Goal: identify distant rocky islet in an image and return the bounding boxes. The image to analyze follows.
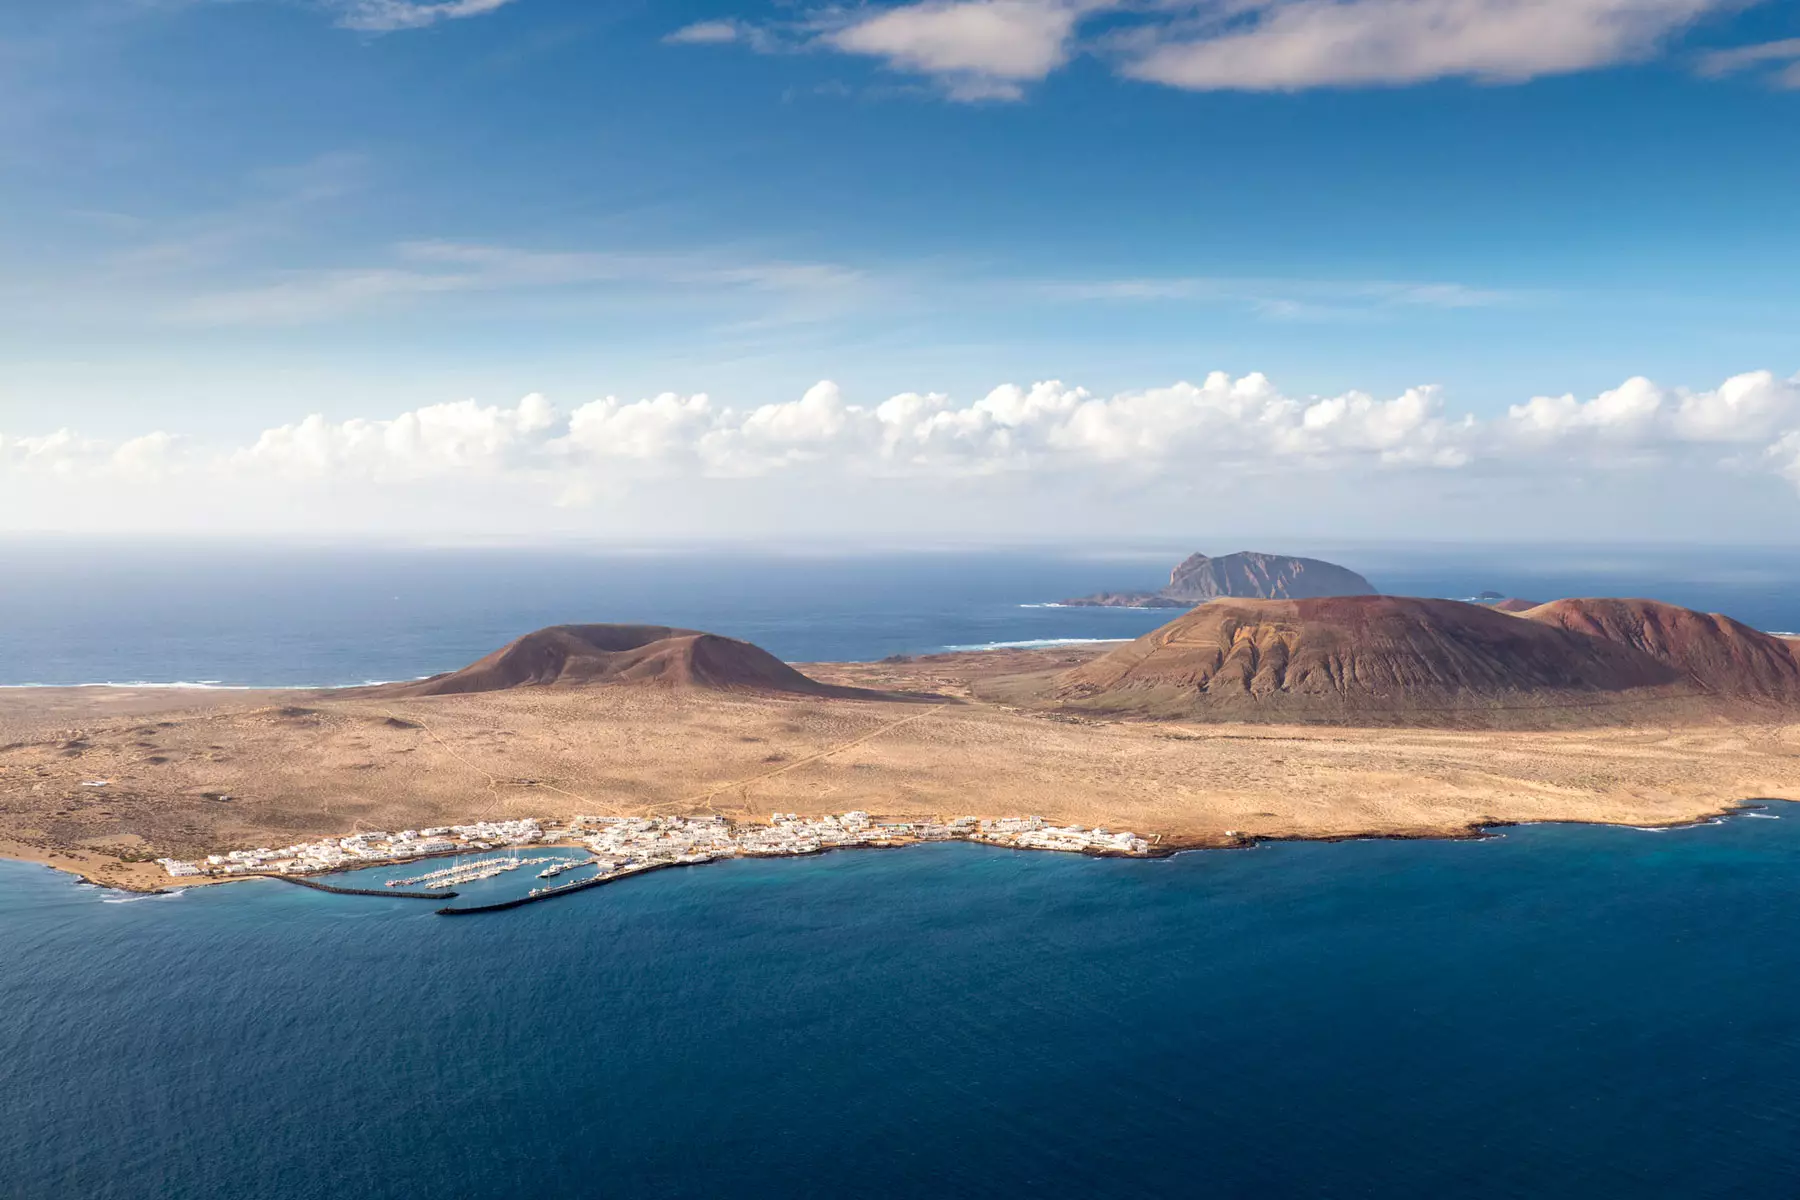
[1061,550,1378,607]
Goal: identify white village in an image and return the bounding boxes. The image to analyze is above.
[155,811,1158,907]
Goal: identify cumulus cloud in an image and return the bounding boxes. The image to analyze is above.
[8,370,1799,509]
[236,395,558,480]
[1505,371,1800,446]
[334,0,517,33]
[1771,431,1800,485]
[560,393,719,464]
[681,0,1767,97]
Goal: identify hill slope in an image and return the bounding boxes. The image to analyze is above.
[1521,598,1800,703]
[359,624,868,699]
[1062,551,1376,607]
[1002,596,1800,727]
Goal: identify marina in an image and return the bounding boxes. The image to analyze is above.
[537,857,597,879]
[386,853,566,890]
[155,812,1161,916]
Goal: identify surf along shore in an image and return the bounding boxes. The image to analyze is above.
[5,639,1800,893]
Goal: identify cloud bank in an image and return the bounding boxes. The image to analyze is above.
[8,369,1796,492]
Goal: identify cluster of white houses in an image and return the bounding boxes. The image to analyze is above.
[156,811,1155,880]
[155,818,548,878]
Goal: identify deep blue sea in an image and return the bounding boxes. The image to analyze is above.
[6,539,1800,1198]
[2,539,1799,686]
[7,819,1800,1199]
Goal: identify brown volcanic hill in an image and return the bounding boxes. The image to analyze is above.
[991,595,1800,727]
[1519,598,1800,703]
[1492,598,1540,613]
[1062,550,1375,607]
[359,625,884,700]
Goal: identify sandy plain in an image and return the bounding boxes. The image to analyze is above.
[4,643,1800,891]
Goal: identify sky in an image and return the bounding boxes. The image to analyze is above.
[1,0,1797,542]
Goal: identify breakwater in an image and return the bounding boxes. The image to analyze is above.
[266,874,454,900]
[435,861,681,916]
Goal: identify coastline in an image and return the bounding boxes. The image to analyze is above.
[5,647,1799,897]
[2,798,1773,897]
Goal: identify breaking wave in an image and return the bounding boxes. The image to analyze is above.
[940,637,1131,652]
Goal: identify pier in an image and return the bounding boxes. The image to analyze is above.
[264,874,454,900]
[435,861,682,916]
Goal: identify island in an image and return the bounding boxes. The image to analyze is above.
[3,602,1799,894]
[1060,550,1377,607]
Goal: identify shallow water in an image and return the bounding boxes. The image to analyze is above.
[6,813,1800,1198]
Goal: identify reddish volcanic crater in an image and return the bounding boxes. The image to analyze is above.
[355,624,912,701]
[994,595,1800,727]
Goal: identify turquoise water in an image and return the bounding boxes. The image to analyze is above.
[6,813,1800,1198]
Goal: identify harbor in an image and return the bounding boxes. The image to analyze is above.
[155,811,1161,914]
[385,853,570,890]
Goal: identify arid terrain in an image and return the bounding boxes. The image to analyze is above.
[5,621,1800,891]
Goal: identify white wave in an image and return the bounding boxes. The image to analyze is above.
[1017,603,1173,610]
[1631,817,1727,832]
[100,889,185,903]
[0,676,421,690]
[940,637,1132,652]
[0,681,261,691]
[1743,812,1782,819]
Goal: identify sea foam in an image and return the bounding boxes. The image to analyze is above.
[939,637,1132,652]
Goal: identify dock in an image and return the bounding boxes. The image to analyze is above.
[264,874,455,900]
[435,860,682,916]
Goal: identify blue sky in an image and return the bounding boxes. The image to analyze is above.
[2,0,1798,540]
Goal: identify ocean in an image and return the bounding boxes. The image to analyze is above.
[5,539,1800,1198]
[3,539,1799,686]
[6,818,1800,1198]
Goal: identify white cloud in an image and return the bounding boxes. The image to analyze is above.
[663,19,785,51]
[1507,375,1666,438]
[1696,37,1800,87]
[1299,385,1472,466]
[0,428,180,479]
[334,0,518,33]
[0,430,101,475]
[1771,431,1800,485]
[1040,275,1517,309]
[666,20,747,45]
[686,0,1758,96]
[236,394,559,480]
[1506,371,1800,446]
[170,240,865,326]
[826,0,1107,99]
[110,432,179,480]
[1673,370,1800,441]
[8,370,1800,511]
[560,393,719,463]
[1124,0,1729,91]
